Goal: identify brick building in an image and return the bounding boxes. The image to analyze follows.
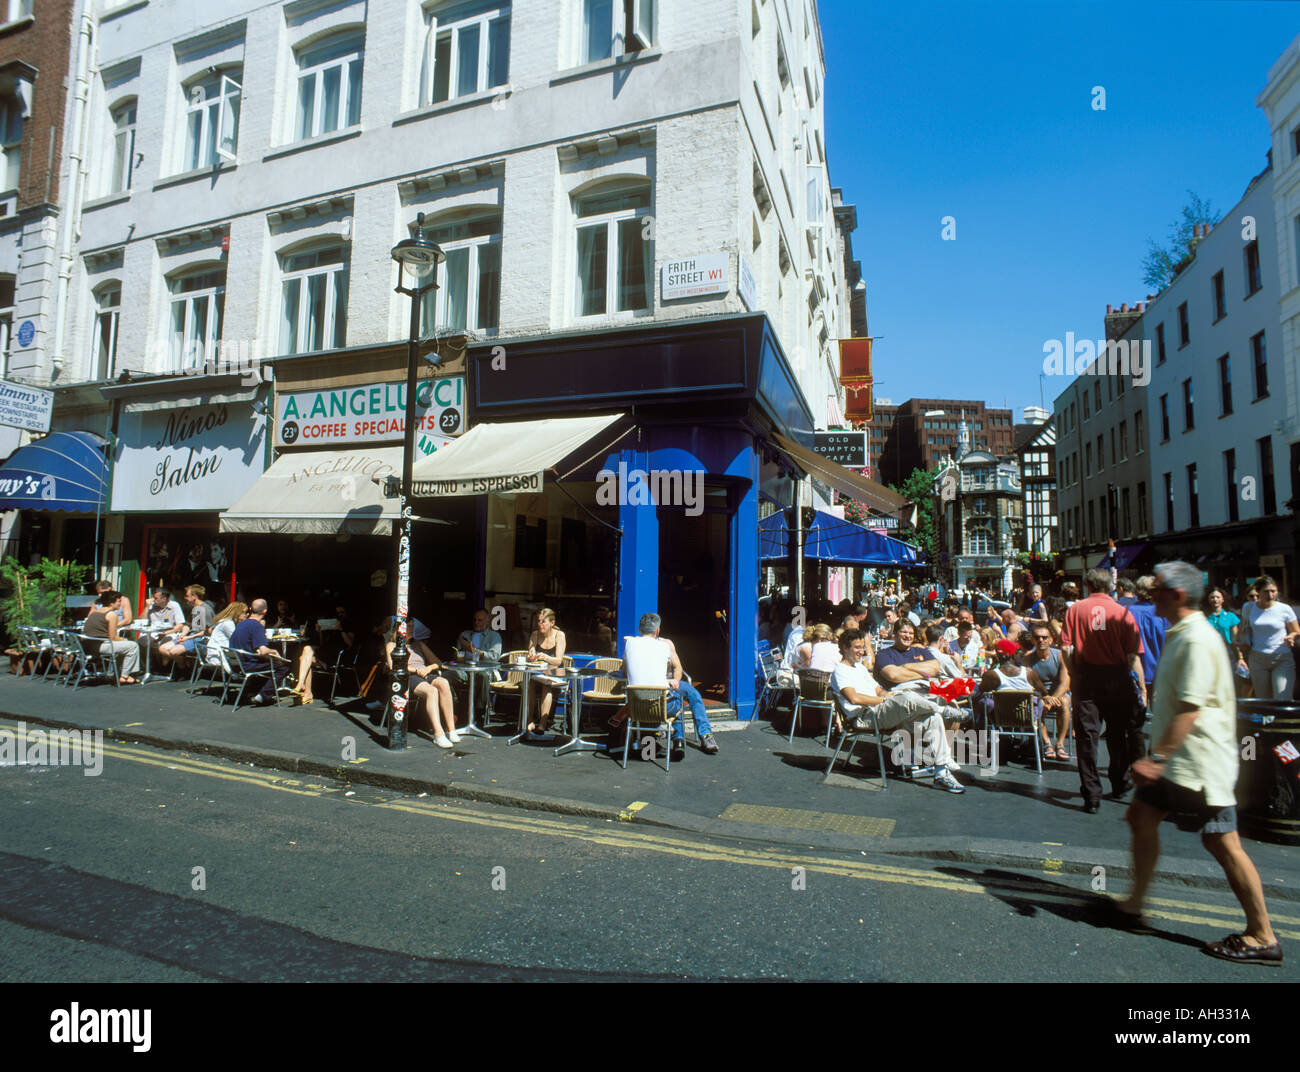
[869,396,1015,487]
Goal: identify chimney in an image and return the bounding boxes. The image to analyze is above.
[1106,304,1113,314]
[1136,302,1144,312]
[1120,303,1128,313]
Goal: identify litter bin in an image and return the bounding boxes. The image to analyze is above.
[1236,699,1300,846]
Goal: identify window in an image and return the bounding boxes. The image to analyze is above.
[295,35,363,141]
[1225,448,1238,523]
[0,275,11,379]
[422,2,510,106]
[1119,420,1128,460]
[1158,394,1169,441]
[972,498,988,515]
[574,184,650,317]
[1110,427,1116,467]
[1084,442,1092,477]
[1244,240,1262,295]
[1186,464,1199,528]
[184,71,240,170]
[583,0,653,64]
[1252,331,1268,399]
[0,95,20,192]
[4,1,32,22]
[1096,434,1104,470]
[1087,500,1095,543]
[1134,410,1144,453]
[1115,371,1125,397]
[1218,354,1232,416]
[1212,269,1226,321]
[1163,472,1174,530]
[1082,391,1089,420]
[279,245,349,355]
[969,528,990,555]
[1155,322,1165,364]
[1182,378,1194,431]
[1259,436,1277,515]
[1294,127,1300,159]
[1178,301,1189,346]
[91,284,120,380]
[419,214,501,334]
[1137,481,1148,533]
[1094,381,1102,411]
[168,269,225,371]
[1121,487,1132,537]
[109,101,136,194]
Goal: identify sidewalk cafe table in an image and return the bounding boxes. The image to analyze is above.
[267,630,303,694]
[441,659,493,740]
[506,662,548,745]
[554,664,614,757]
[121,622,171,684]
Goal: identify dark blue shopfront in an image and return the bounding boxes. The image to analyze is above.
[464,313,815,721]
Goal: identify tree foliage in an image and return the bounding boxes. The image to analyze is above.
[1141,191,1218,291]
[0,557,92,642]
[888,466,939,563]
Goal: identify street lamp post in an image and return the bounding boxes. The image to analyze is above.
[387,213,445,749]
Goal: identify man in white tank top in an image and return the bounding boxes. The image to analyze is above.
[622,612,718,758]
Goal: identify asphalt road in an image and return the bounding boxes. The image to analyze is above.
[2,735,1297,985]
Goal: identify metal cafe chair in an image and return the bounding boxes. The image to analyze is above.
[71,632,124,691]
[621,685,675,773]
[788,668,835,745]
[188,638,229,696]
[987,691,1043,773]
[224,649,286,711]
[824,693,890,791]
[486,650,530,727]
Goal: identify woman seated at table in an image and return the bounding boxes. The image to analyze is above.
[207,602,247,670]
[84,580,132,628]
[84,590,139,684]
[384,625,459,748]
[268,599,298,630]
[524,608,566,739]
[795,623,839,672]
[290,609,354,706]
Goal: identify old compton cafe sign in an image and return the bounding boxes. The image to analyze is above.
[277,377,464,448]
[111,402,266,512]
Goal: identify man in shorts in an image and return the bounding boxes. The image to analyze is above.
[1110,560,1281,965]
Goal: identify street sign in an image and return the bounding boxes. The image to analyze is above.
[812,431,866,467]
[0,380,53,433]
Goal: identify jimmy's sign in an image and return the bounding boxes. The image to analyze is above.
[661,254,729,302]
[277,377,464,447]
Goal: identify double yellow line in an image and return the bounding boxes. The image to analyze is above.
[17,726,1300,940]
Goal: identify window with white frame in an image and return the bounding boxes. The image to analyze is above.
[582,0,654,64]
[295,35,363,141]
[109,100,136,194]
[279,245,348,355]
[574,184,651,317]
[91,283,120,380]
[184,70,241,170]
[421,2,509,106]
[168,269,225,372]
[968,527,991,555]
[4,1,33,23]
[0,94,19,192]
[418,214,501,334]
[0,275,12,379]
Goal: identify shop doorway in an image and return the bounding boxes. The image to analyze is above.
[658,494,731,704]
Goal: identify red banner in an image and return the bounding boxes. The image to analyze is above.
[839,338,874,419]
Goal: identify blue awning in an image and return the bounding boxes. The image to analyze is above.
[0,431,109,513]
[760,510,920,566]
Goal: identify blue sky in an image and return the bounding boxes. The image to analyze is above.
[819,0,1299,418]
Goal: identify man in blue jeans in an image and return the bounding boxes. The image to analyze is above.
[621,612,719,759]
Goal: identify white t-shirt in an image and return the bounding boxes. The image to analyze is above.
[781,627,805,671]
[831,659,880,718]
[808,641,839,672]
[625,634,673,688]
[1242,601,1298,655]
[207,618,236,666]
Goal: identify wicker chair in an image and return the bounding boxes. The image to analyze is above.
[486,650,530,727]
[789,668,837,746]
[579,657,624,730]
[621,685,675,772]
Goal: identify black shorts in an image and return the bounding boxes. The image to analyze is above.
[1135,778,1237,834]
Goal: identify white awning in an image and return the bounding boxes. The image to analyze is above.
[220,446,404,535]
[771,433,915,523]
[410,413,625,496]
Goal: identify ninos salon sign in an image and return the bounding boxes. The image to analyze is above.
[111,402,266,513]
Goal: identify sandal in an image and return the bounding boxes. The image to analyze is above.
[1203,933,1283,965]
[1056,742,1072,760]
[1043,743,1059,760]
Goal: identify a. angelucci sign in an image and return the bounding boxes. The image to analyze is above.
[661,253,729,302]
[0,380,53,433]
[111,402,266,512]
[277,377,464,448]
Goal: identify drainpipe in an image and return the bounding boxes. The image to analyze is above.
[50,6,95,379]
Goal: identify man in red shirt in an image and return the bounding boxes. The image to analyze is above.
[1060,568,1147,813]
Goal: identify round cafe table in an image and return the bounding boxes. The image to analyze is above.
[439,659,494,740]
[120,622,173,684]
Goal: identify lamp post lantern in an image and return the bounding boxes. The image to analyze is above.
[387,212,444,749]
